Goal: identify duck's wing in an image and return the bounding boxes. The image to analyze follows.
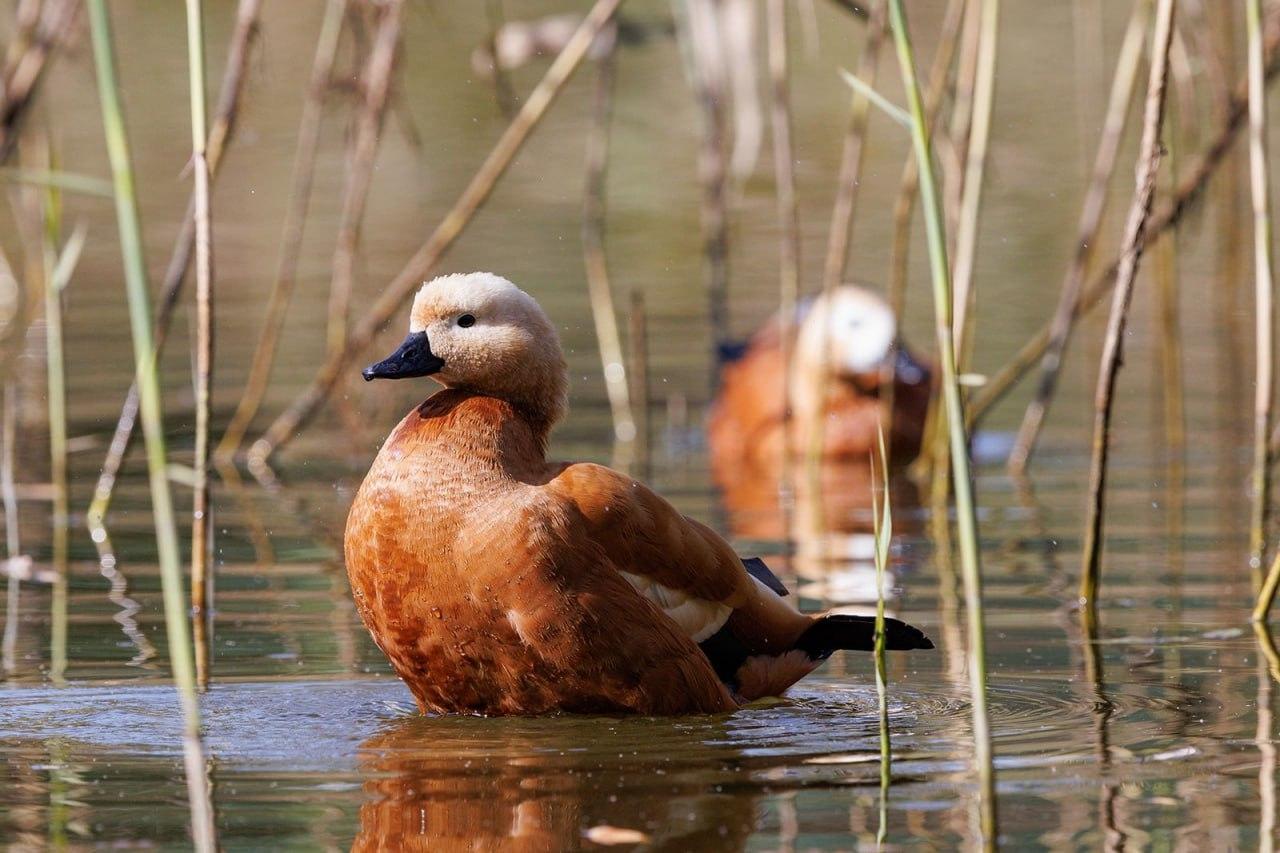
[547,462,933,700]
[547,462,812,653]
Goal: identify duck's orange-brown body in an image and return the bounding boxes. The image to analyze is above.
[707,314,933,486]
[345,390,791,715]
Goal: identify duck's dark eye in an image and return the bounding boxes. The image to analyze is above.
[457,314,476,328]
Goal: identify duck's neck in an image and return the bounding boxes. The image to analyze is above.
[450,365,567,454]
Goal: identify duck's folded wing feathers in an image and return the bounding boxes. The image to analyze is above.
[549,463,755,605]
[548,463,812,652]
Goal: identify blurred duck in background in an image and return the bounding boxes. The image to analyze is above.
[708,285,933,486]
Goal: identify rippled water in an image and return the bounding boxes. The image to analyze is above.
[1,0,1277,848]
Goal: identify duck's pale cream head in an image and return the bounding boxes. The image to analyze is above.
[794,286,897,378]
[363,272,569,427]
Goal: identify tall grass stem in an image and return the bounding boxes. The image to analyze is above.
[885,0,995,842]
[87,0,262,529]
[85,0,215,847]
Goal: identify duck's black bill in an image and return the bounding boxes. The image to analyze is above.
[362,331,445,381]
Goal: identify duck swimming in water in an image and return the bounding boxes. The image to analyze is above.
[708,285,933,489]
[345,273,932,716]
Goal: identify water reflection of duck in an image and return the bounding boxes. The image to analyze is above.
[707,286,933,486]
[353,715,759,851]
[718,460,924,598]
[347,273,932,717]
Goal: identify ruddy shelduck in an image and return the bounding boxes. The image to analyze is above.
[708,286,933,487]
[346,273,932,716]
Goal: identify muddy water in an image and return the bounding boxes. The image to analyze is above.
[0,0,1277,848]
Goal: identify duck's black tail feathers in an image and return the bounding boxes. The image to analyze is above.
[795,613,934,658]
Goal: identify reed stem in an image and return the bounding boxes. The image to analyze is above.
[88,0,262,528]
[250,0,625,466]
[85,1,215,847]
[806,0,886,555]
[39,191,71,685]
[677,0,732,374]
[885,0,966,317]
[822,0,885,293]
[767,0,799,530]
[628,289,650,482]
[1251,0,1280,618]
[870,428,892,849]
[484,0,517,117]
[326,0,402,360]
[582,44,635,448]
[1246,0,1277,587]
[1,379,17,676]
[970,7,1280,429]
[184,0,214,636]
[0,0,78,164]
[1079,0,1175,603]
[950,0,999,363]
[216,0,345,462]
[1008,0,1151,474]
[885,0,995,843]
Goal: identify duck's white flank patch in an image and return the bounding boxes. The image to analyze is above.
[619,571,731,642]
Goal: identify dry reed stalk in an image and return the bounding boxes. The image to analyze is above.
[0,243,25,677]
[215,0,346,463]
[949,0,998,363]
[803,0,885,541]
[485,0,517,117]
[886,0,994,842]
[249,0,625,467]
[821,0,885,292]
[678,0,732,370]
[0,0,79,164]
[970,5,1280,429]
[920,0,983,507]
[87,0,261,529]
[326,0,402,360]
[1007,0,1151,474]
[628,289,649,482]
[1079,0,1175,603]
[1258,622,1279,853]
[85,1,215,846]
[0,379,17,676]
[581,45,636,448]
[944,0,981,244]
[1153,122,1185,536]
[1252,10,1280,620]
[767,0,799,524]
[885,0,966,317]
[1168,26,1199,154]
[1245,0,1278,583]
[1071,0,1105,169]
[185,0,214,630]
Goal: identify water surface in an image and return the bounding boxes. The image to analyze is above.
[1,0,1276,848]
